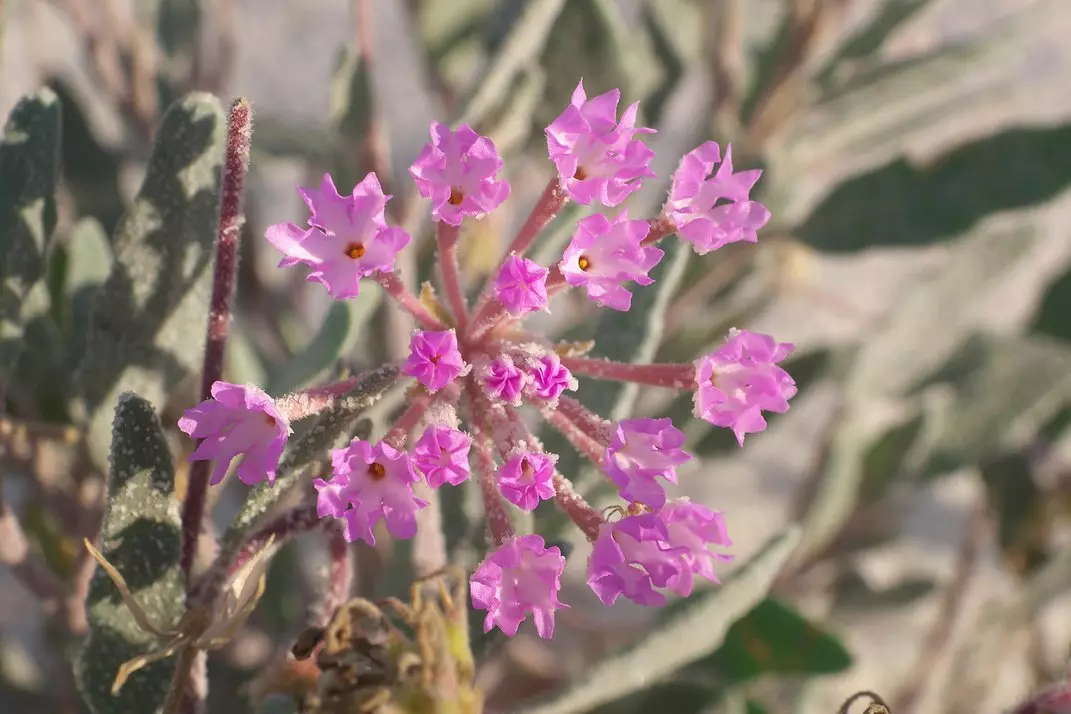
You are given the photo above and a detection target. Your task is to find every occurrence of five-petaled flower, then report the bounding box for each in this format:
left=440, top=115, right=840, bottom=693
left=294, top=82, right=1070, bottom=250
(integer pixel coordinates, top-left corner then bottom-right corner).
left=264, top=173, right=410, bottom=298
left=694, top=328, right=797, bottom=445
left=179, top=381, right=290, bottom=486
left=410, top=122, right=511, bottom=226
left=560, top=211, right=664, bottom=311
left=314, top=439, right=428, bottom=545
left=187, top=76, right=799, bottom=644
left=470, top=535, right=568, bottom=639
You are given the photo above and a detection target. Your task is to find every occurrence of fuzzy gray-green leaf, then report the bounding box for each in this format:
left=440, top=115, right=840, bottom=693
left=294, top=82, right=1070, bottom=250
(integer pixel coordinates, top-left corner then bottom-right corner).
left=0, top=88, right=61, bottom=391
left=519, top=526, right=801, bottom=714
left=225, top=365, right=400, bottom=541
left=75, top=392, right=183, bottom=714
left=75, top=93, right=225, bottom=470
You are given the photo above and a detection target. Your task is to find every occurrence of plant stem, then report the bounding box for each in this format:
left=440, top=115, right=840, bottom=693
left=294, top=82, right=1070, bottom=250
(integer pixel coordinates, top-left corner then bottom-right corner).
left=375, top=271, right=449, bottom=330
left=552, top=473, right=603, bottom=541
left=436, top=222, right=469, bottom=329
left=180, top=97, right=253, bottom=591
left=560, top=356, right=695, bottom=389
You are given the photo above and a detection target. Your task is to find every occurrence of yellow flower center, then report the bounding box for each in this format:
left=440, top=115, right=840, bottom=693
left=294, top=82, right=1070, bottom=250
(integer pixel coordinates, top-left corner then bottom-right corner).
left=577, top=255, right=591, bottom=272
left=344, top=242, right=366, bottom=259
left=448, top=188, right=464, bottom=205
left=574, top=166, right=588, bottom=180
left=368, top=462, right=387, bottom=481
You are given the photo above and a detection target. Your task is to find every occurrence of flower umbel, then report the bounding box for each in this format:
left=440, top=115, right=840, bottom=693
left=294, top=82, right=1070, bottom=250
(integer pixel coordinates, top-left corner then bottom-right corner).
left=185, top=79, right=798, bottom=645
left=178, top=382, right=290, bottom=486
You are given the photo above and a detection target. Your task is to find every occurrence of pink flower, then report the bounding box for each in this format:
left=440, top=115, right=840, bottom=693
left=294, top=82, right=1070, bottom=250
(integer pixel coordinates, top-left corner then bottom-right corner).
left=178, top=382, right=290, bottom=486
left=604, top=418, right=692, bottom=509
left=264, top=173, right=411, bottom=298
left=526, top=353, right=575, bottom=402
left=546, top=80, right=656, bottom=206
left=586, top=512, right=688, bottom=607
left=587, top=501, right=732, bottom=606
left=480, top=356, right=526, bottom=404
left=496, top=451, right=556, bottom=511
left=403, top=329, right=466, bottom=392
left=665, top=142, right=771, bottom=255
left=560, top=212, right=664, bottom=311
left=493, top=255, right=549, bottom=315
left=694, top=328, right=797, bottom=445
left=409, top=122, right=510, bottom=226
left=314, top=439, right=427, bottom=545
left=470, top=534, right=568, bottom=639
left=412, top=425, right=472, bottom=488
left=660, top=499, right=733, bottom=597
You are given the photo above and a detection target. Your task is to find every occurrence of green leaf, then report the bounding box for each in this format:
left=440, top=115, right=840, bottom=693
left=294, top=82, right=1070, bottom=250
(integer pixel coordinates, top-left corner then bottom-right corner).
left=224, top=365, right=400, bottom=542
left=794, top=123, right=1071, bottom=252
left=0, top=88, right=61, bottom=393
left=62, top=217, right=114, bottom=371
left=75, top=92, right=225, bottom=470
left=267, top=292, right=381, bottom=395
left=75, top=393, right=183, bottom=714
left=710, top=598, right=852, bottom=682
left=925, top=335, right=1071, bottom=476
left=518, top=527, right=801, bottom=714
left=1032, top=264, right=1071, bottom=343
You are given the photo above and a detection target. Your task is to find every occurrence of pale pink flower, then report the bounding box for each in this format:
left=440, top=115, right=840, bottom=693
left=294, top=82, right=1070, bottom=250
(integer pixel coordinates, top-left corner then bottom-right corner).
left=470, top=535, right=568, bottom=639
left=604, top=418, right=692, bottom=509
left=560, top=211, right=663, bottom=311
left=403, top=329, right=466, bottom=392
left=409, top=122, right=510, bottom=226
left=493, top=255, right=549, bottom=315
left=496, top=451, right=556, bottom=511
left=412, top=425, right=472, bottom=488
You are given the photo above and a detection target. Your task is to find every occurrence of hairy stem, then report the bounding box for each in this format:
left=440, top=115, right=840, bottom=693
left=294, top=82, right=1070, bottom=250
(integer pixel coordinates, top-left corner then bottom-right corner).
left=561, top=356, right=695, bottom=389
left=436, top=222, right=469, bottom=329
left=542, top=408, right=605, bottom=467
left=552, top=473, right=603, bottom=541
left=180, top=98, right=253, bottom=589
left=554, top=396, right=613, bottom=446
left=375, top=271, right=449, bottom=330
left=465, top=384, right=514, bottom=547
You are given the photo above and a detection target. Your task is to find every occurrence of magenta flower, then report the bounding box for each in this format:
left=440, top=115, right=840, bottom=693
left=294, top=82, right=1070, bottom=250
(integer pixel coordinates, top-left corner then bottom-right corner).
left=470, top=535, right=568, bottom=639
left=546, top=80, right=656, bottom=206
left=665, top=142, right=771, bottom=255
left=480, top=356, right=526, bottom=405
left=314, top=439, right=428, bottom=545
left=493, top=255, right=549, bottom=315
left=412, top=425, right=472, bottom=488
left=526, top=353, right=576, bottom=402
left=409, top=122, right=510, bottom=226
left=403, top=329, right=466, bottom=392
left=560, top=211, right=664, bottom=311
left=694, top=328, right=797, bottom=445
left=604, top=418, right=692, bottom=509
left=497, top=451, right=556, bottom=511
left=661, top=499, right=733, bottom=597
left=178, top=382, right=290, bottom=486
left=264, top=173, right=411, bottom=298
left=586, top=512, right=688, bottom=607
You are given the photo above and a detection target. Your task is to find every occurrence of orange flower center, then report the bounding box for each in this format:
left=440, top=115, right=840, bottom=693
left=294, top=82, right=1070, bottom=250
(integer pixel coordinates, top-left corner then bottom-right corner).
left=574, top=166, right=588, bottom=180
left=264, top=415, right=277, bottom=427
left=448, top=188, right=464, bottom=205
left=577, top=255, right=591, bottom=271
left=344, top=242, right=366, bottom=259
left=368, top=462, right=387, bottom=480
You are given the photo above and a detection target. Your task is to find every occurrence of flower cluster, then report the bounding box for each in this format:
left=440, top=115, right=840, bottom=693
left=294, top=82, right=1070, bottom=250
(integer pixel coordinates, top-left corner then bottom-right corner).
left=178, top=81, right=796, bottom=641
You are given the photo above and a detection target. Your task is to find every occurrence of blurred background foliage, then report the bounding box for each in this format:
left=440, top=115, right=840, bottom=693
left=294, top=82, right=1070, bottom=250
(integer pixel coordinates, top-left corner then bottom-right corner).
left=1, top=0, right=1071, bottom=713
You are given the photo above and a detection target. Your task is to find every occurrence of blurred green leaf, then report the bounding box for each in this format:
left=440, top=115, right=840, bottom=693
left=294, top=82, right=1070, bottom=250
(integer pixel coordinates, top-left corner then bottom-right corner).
left=518, top=527, right=801, bottom=714
left=1032, top=264, right=1071, bottom=343
left=0, top=87, right=61, bottom=395
left=982, top=452, right=1049, bottom=575
left=62, top=217, right=114, bottom=371
left=925, top=334, right=1071, bottom=476
left=858, top=411, right=926, bottom=502
left=795, top=123, right=1071, bottom=252
left=75, top=93, right=225, bottom=470
left=710, top=598, right=852, bottom=682
left=75, top=393, right=183, bottom=714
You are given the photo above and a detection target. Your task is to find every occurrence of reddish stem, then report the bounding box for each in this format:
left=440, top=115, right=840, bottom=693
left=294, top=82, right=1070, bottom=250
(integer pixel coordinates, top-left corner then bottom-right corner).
left=555, top=396, right=614, bottom=446
left=382, top=395, right=430, bottom=448
left=226, top=504, right=322, bottom=580
left=561, top=356, right=696, bottom=389
left=320, top=525, right=352, bottom=623
left=642, top=214, right=676, bottom=245
left=180, top=98, right=253, bottom=591
left=471, top=177, right=567, bottom=318
left=542, top=409, right=605, bottom=467
left=436, top=222, right=469, bottom=330
left=375, top=271, right=449, bottom=330
left=464, top=382, right=515, bottom=547
left=552, top=473, right=604, bottom=542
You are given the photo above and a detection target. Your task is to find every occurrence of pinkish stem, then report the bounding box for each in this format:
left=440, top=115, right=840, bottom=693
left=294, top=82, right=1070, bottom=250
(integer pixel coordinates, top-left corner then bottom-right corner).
left=552, top=473, right=603, bottom=541
left=561, top=356, right=696, bottom=389
left=542, top=409, right=605, bottom=467
left=375, top=271, right=449, bottom=330
left=319, top=525, right=352, bottom=622
left=465, top=298, right=509, bottom=343
left=181, top=98, right=253, bottom=591
left=555, top=396, right=614, bottom=445
left=642, top=214, right=676, bottom=245
left=436, top=222, right=469, bottom=330
left=382, top=396, right=430, bottom=448
left=275, top=365, right=401, bottom=421
left=464, top=384, right=515, bottom=547
left=471, top=177, right=568, bottom=318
